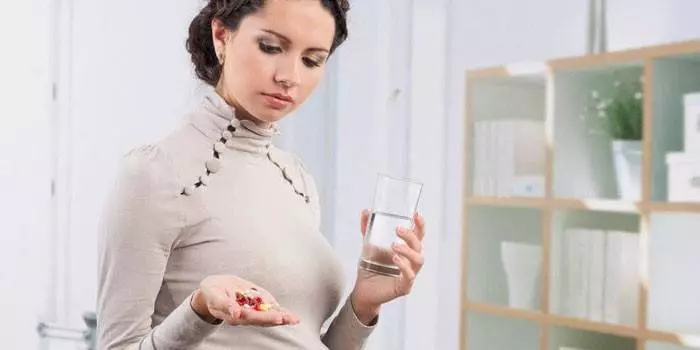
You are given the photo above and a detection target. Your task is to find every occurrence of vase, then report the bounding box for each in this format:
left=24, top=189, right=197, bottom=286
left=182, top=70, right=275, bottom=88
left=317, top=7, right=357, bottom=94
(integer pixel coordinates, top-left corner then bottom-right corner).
left=501, top=241, right=542, bottom=309
left=611, top=140, right=642, bottom=200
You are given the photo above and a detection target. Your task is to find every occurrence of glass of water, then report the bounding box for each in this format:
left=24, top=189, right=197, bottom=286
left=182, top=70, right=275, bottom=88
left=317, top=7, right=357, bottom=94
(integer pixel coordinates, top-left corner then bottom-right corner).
left=359, top=173, right=423, bottom=277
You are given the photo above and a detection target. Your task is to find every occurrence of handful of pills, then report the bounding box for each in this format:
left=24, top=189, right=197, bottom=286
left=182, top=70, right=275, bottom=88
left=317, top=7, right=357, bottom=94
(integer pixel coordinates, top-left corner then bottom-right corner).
left=235, top=288, right=275, bottom=312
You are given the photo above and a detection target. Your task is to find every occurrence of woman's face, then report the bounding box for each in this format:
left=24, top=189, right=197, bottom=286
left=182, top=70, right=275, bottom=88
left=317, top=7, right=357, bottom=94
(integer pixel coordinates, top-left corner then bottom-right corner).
left=212, top=0, right=336, bottom=127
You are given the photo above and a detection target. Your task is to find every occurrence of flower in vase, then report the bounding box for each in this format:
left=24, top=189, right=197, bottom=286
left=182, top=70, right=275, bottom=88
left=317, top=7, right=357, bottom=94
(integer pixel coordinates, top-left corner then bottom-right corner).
left=582, top=71, right=643, bottom=141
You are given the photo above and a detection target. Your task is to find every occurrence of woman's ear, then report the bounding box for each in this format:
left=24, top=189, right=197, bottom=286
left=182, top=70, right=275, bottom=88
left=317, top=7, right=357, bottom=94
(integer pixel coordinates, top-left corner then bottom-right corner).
left=211, top=18, right=228, bottom=62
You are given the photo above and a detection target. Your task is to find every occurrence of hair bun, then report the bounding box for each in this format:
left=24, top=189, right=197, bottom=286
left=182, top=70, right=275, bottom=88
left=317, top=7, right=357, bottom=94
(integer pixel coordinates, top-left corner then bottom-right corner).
left=336, top=0, right=350, bottom=12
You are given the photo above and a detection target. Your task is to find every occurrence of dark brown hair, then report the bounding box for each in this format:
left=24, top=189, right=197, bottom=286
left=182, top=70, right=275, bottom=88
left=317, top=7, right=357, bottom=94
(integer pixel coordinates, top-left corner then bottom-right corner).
left=186, top=0, right=350, bottom=86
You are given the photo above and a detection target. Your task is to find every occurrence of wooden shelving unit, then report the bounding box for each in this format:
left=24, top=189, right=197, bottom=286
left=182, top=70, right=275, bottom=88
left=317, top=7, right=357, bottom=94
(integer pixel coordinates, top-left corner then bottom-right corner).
left=461, top=39, right=700, bottom=350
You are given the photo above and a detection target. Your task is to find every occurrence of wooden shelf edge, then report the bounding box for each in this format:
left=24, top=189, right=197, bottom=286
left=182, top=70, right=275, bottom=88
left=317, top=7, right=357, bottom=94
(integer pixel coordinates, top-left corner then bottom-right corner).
left=464, top=196, right=644, bottom=213
left=645, top=329, right=700, bottom=348
left=552, top=198, right=642, bottom=213
left=466, top=66, right=510, bottom=80
left=464, top=301, right=643, bottom=340
left=464, top=301, right=700, bottom=347
left=465, top=196, right=547, bottom=208
left=465, top=301, right=543, bottom=322
left=547, top=314, right=641, bottom=339
left=649, top=201, right=700, bottom=213
left=548, top=39, right=700, bottom=71
left=465, top=40, right=700, bottom=78
left=466, top=61, right=548, bottom=81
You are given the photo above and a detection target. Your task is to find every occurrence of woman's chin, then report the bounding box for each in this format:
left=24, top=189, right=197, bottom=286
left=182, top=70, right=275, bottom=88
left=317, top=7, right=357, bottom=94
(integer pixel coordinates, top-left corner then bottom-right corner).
left=254, top=108, right=291, bottom=125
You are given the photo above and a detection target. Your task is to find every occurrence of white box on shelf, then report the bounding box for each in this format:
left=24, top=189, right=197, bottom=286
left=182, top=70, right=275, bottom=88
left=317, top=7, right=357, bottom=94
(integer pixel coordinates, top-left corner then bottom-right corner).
left=684, top=92, right=700, bottom=153
left=510, top=175, right=545, bottom=197
left=666, top=152, right=700, bottom=202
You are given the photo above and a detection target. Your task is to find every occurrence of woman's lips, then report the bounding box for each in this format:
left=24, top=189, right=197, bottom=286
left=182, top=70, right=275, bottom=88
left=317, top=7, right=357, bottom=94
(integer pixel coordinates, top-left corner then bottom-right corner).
left=262, top=93, right=293, bottom=110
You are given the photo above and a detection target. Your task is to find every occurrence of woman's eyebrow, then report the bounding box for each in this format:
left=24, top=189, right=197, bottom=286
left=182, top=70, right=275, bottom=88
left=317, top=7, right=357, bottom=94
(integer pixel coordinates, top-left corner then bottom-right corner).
left=261, top=29, right=330, bottom=53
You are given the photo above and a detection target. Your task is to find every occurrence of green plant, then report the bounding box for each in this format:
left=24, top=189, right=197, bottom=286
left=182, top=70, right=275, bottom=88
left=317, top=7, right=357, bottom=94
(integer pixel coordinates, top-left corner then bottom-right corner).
left=582, top=73, right=644, bottom=140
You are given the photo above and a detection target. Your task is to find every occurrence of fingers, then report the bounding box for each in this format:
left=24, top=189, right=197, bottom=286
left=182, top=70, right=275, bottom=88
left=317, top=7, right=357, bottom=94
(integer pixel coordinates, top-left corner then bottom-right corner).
left=239, top=308, right=284, bottom=326
left=392, top=241, right=424, bottom=272
left=273, top=306, right=301, bottom=325
left=392, top=254, right=416, bottom=295
left=360, top=209, right=371, bottom=236
left=413, top=212, right=425, bottom=241
left=396, top=227, right=422, bottom=253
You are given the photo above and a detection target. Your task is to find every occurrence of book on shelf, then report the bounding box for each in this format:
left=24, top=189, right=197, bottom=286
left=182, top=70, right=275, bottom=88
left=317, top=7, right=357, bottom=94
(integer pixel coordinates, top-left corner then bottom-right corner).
left=472, top=120, right=545, bottom=197
left=554, top=228, right=639, bottom=325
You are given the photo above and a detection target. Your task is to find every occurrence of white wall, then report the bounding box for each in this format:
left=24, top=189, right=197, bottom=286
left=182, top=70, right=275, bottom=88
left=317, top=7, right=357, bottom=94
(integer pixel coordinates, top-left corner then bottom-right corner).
left=0, top=0, right=54, bottom=349
left=59, top=0, right=203, bottom=333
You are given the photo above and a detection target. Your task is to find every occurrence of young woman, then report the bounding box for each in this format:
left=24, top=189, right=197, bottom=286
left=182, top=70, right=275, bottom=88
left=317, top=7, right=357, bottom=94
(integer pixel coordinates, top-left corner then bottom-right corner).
left=96, top=0, right=426, bottom=349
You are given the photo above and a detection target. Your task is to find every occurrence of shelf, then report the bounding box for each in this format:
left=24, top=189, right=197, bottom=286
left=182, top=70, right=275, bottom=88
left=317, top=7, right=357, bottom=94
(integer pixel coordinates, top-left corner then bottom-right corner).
left=465, top=308, right=541, bottom=350
left=553, top=198, right=641, bottom=213
left=465, top=301, right=700, bottom=348
left=549, top=209, right=640, bottom=327
left=549, top=324, right=637, bottom=350
left=648, top=213, right=700, bottom=337
left=650, top=53, right=700, bottom=203
left=466, top=61, right=548, bottom=82
left=552, top=64, right=644, bottom=201
left=649, top=202, right=700, bottom=213
left=548, top=40, right=700, bottom=71
left=466, top=300, right=543, bottom=322
left=466, top=206, right=543, bottom=312
left=465, top=196, right=641, bottom=213
left=646, top=334, right=700, bottom=349
left=465, top=301, right=639, bottom=340
left=462, top=39, right=700, bottom=350
left=465, top=196, right=547, bottom=208
left=466, top=197, right=700, bottom=213
left=467, top=72, right=546, bottom=199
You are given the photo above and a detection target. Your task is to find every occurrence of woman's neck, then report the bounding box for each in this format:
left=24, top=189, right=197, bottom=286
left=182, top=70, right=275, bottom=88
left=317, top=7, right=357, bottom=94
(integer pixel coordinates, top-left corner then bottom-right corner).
left=214, top=85, right=273, bottom=129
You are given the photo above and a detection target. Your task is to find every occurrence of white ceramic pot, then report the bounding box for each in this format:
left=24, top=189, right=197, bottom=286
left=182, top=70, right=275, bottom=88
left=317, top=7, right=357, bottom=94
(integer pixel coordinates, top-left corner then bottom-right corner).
left=501, top=241, right=542, bottom=309
left=611, top=140, right=642, bottom=200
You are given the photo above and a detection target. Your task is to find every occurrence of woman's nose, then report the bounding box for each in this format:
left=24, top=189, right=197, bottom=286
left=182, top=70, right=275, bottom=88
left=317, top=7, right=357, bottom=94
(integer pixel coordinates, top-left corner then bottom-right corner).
left=274, top=59, right=301, bottom=88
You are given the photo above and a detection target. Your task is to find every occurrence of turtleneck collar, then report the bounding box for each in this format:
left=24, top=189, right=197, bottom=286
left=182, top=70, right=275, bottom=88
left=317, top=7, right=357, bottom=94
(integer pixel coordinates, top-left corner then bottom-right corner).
left=188, top=86, right=280, bottom=154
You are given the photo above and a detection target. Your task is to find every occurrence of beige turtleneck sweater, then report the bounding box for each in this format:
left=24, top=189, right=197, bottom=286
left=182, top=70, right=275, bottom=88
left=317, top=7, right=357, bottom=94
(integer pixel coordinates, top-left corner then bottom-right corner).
left=96, top=88, right=376, bottom=349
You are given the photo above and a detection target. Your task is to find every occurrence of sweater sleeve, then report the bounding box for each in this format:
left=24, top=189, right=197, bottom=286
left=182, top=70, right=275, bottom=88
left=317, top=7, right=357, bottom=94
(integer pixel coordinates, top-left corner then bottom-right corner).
left=294, top=157, right=377, bottom=349
left=322, top=298, right=377, bottom=350
left=97, top=145, right=220, bottom=350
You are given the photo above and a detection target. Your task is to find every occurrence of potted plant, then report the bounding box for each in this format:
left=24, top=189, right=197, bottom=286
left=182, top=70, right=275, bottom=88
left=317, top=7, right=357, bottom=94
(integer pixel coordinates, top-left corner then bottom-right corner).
left=582, top=72, right=643, bottom=200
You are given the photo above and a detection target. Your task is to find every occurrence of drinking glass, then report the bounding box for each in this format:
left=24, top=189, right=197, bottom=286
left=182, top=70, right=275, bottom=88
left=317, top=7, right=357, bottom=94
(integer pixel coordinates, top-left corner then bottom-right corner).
left=359, top=174, right=423, bottom=276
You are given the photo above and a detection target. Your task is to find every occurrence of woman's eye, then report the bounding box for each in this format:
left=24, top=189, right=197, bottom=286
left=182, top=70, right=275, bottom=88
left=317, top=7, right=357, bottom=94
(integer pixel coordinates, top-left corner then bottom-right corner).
left=259, top=42, right=282, bottom=54
left=303, top=57, right=323, bottom=68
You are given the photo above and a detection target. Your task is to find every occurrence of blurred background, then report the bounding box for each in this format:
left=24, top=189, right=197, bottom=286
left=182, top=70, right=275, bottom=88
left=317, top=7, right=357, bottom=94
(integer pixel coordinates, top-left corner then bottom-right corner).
left=1, top=0, right=700, bottom=349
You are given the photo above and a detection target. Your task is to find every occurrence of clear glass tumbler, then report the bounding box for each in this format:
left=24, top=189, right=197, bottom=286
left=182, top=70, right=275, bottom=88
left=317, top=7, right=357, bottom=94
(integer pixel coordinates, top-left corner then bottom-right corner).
left=359, top=174, right=423, bottom=277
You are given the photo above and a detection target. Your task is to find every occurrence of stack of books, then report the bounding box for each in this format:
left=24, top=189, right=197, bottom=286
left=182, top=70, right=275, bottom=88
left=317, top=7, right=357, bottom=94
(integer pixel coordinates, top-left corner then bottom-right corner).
left=551, top=228, right=639, bottom=325
left=472, top=120, right=545, bottom=197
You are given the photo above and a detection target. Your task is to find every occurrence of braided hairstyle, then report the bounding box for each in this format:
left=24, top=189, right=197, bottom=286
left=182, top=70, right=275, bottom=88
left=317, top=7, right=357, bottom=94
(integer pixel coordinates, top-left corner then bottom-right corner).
left=186, top=0, right=350, bottom=86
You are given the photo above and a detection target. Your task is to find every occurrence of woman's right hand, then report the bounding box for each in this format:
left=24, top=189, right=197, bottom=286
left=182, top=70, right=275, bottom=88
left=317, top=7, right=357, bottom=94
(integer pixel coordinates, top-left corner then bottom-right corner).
left=191, top=275, right=300, bottom=326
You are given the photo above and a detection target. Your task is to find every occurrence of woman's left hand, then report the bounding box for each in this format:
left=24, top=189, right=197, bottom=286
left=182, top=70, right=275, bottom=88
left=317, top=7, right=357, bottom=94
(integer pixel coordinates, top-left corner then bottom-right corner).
left=350, top=209, right=426, bottom=324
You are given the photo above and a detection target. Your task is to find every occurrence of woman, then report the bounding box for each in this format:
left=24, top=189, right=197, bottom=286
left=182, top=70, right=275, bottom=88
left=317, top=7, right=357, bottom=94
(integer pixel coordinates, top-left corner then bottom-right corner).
left=96, top=0, right=426, bottom=349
